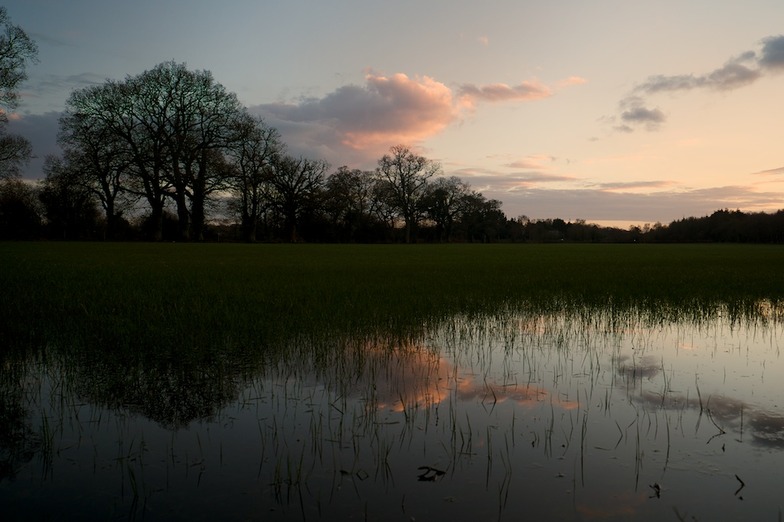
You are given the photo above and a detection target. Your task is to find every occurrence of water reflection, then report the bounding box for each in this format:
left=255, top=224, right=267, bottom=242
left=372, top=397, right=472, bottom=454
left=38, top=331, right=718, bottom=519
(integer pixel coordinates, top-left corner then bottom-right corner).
left=1, top=305, right=783, bottom=520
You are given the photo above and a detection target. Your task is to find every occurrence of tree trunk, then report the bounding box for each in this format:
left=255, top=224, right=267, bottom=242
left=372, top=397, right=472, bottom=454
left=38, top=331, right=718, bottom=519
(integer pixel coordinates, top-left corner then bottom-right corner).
left=175, top=189, right=191, bottom=241
left=149, top=203, right=163, bottom=241
left=191, top=193, right=205, bottom=241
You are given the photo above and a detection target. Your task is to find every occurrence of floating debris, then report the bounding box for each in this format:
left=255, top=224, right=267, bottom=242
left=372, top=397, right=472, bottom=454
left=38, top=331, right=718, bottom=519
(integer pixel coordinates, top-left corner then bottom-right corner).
left=417, top=466, right=446, bottom=482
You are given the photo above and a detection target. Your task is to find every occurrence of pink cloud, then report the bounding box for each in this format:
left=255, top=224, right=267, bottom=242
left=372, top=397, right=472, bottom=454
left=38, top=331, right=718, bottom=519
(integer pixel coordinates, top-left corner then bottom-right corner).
left=506, top=154, right=556, bottom=170
left=254, top=71, right=457, bottom=160
left=557, top=76, right=588, bottom=88
left=458, top=80, right=552, bottom=108
left=344, top=72, right=457, bottom=148
left=251, top=70, right=582, bottom=166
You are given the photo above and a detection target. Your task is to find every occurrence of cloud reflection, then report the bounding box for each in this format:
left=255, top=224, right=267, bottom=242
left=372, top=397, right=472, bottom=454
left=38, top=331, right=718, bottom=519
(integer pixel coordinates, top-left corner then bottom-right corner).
left=357, top=342, right=578, bottom=414
left=637, top=390, right=784, bottom=449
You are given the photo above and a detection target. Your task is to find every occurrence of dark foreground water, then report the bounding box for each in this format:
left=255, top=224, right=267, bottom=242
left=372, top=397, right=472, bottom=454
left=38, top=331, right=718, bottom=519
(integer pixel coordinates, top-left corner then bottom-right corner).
left=2, top=306, right=784, bottom=520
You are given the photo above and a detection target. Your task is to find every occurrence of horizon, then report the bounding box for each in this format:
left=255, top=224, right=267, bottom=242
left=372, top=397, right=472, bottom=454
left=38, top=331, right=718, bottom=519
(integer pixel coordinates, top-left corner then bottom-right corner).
left=5, top=1, right=784, bottom=227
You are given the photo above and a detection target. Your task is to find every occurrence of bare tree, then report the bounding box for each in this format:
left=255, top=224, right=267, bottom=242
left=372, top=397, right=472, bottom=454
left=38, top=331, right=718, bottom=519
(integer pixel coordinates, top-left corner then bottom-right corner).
left=458, top=192, right=506, bottom=242
left=39, top=155, right=100, bottom=240
left=422, top=176, right=471, bottom=242
left=64, top=80, right=171, bottom=240
left=323, top=166, right=381, bottom=241
left=376, top=145, right=440, bottom=243
left=224, top=114, right=282, bottom=242
left=58, top=111, right=136, bottom=239
left=0, top=176, right=41, bottom=239
left=266, top=155, right=329, bottom=242
left=62, top=62, right=247, bottom=240
left=132, top=62, right=245, bottom=240
left=0, top=7, right=37, bottom=179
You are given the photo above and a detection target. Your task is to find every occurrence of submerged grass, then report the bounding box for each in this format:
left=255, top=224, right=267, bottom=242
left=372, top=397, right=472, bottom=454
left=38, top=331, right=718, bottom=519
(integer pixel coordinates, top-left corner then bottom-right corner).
left=2, top=242, right=784, bottom=354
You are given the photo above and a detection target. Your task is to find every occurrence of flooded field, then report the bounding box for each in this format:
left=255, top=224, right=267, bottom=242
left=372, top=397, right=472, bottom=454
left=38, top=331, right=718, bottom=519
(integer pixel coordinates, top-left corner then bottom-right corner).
left=3, top=304, right=783, bottom=520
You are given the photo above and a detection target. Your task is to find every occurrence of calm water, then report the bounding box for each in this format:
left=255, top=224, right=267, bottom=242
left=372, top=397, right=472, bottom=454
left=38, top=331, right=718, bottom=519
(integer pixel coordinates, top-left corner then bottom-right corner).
left=2, top=306, right=784, bottom=520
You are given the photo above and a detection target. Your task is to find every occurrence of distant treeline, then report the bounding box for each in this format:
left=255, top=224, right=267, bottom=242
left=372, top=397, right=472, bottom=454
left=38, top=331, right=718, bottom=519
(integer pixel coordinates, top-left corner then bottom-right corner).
left=509, top=210, right=784, bottom=243
left=2, top=173, right=784, bottom=244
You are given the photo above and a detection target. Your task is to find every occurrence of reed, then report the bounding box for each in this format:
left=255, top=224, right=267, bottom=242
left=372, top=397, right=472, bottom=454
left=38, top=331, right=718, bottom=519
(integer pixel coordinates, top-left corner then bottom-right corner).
left=2, top=243, right=783, bottom=355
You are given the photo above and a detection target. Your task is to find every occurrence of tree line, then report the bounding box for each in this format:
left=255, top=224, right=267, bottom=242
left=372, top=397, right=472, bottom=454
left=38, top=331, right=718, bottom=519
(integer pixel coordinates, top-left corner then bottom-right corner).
left=1, top=11, right=783, bottom=244
left=1, top=55, right=508, bottom=242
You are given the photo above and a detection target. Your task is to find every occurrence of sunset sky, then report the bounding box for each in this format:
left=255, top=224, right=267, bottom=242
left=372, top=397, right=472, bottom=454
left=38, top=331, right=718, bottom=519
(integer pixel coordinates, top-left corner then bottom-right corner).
left=7, top=0, right=784, bottom=227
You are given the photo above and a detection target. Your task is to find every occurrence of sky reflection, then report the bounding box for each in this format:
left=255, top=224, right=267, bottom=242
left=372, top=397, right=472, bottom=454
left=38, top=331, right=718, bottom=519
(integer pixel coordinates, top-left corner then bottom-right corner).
left=2, top=307, right=784, bottom=520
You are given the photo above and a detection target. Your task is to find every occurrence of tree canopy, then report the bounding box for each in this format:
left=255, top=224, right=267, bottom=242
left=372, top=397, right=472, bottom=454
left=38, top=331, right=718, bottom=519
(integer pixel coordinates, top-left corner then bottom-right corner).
left=0, top=7, right=37, bottom=179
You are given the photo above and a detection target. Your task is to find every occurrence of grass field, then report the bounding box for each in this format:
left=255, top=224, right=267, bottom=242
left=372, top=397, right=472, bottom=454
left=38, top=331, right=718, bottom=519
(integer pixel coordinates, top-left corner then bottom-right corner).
left=2, top=242, right=783, bottom=352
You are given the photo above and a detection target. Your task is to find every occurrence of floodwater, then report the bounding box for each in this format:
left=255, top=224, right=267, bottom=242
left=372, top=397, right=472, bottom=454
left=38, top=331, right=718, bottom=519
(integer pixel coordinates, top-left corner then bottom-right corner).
left=2, top=305, right=784, bottom=520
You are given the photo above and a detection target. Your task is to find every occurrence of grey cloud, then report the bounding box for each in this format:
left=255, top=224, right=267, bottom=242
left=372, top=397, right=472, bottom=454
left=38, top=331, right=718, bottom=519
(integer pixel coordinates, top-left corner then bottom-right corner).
left=704, top=61, right=761, bottom=90
left=475, top=184, right=782, bottom=224
left=458, top=81, right=551, bottom=104
left=760, top=35, right=784, bottom=70
left=617, top=96, right=665, bottom=132
left=449, top=167, right=575, bottom=189
left=505, top=156, right=556, bottom=169
left=637, top=59, right=760, bottom=95
left=615, top=35, right=782, bottom=132
left=753, top=166, right=784, bottom=176
left=595, top=180, right=672, bottom=190
left=249, top=109, right=376, bottom=169
left=34, top=72, right=106, bottom=92
left=621, top=106, right=665, bottom=124
left=250, top=72, right=456, bottom=163
left=639, top=73, right=702, bottom=93
left=29, top=31, right=76, bottom=49
left=22, top=72, right=105, bottom=113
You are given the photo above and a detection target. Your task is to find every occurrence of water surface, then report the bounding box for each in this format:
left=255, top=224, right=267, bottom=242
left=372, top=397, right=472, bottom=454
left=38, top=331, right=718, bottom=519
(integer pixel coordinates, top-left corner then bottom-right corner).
left=2, top=305, right=783, bottom=520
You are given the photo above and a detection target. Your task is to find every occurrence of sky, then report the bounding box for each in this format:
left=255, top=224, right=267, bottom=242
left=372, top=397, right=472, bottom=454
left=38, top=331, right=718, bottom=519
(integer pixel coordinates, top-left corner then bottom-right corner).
left=6, top=0, right=784, bottom=227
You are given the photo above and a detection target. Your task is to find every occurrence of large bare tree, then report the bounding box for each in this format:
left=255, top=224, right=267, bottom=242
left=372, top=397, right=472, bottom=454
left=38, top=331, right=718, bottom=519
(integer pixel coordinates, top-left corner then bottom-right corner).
left=64, top=80, right=171, bottom=240
left=376, top=145, right=440, bottom=243
left=132, top=62, right=245, bottom=240
left=62, top=62, right=247, bottom=240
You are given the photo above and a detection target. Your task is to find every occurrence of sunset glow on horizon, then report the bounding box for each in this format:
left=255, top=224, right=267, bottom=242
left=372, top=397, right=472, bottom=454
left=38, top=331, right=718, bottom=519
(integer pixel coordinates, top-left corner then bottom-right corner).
left=7, top=0, right=784, bottom=227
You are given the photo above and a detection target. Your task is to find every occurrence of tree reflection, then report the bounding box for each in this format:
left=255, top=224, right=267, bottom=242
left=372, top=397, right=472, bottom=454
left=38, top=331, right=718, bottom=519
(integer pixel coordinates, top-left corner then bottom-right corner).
left=0, top=358, right=40, bottom=481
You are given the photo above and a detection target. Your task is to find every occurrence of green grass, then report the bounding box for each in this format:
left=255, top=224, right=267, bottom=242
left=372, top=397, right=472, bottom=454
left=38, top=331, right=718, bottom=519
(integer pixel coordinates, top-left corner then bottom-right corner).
left=2, top=242, right=783, bottom=353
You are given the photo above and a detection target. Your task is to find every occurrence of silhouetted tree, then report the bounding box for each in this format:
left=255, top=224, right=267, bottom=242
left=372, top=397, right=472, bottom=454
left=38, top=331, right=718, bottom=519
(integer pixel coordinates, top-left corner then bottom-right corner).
left=376, top=145, right=440, bottom=243
left=64, top=80, right=170, bottom=240
left=458, top=193, right=506, bottom=242
left=132, top=62, right=245, bottom=240
left=422, top=176, right=471, bottom=242
left=0, top=177, right=40, bottom=239
left=62, top=62, right=248, bottom=241
left=224, top=114, right=282, bottom=242
left=58, top=111, right=136, bottom=239
left=323, top=166, right=384, bottom=241
left=0, top=7, right=37, bottom=179
left=39, top=156, right=100, bottom=240
left=266, top=155, right=329, bottom=242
